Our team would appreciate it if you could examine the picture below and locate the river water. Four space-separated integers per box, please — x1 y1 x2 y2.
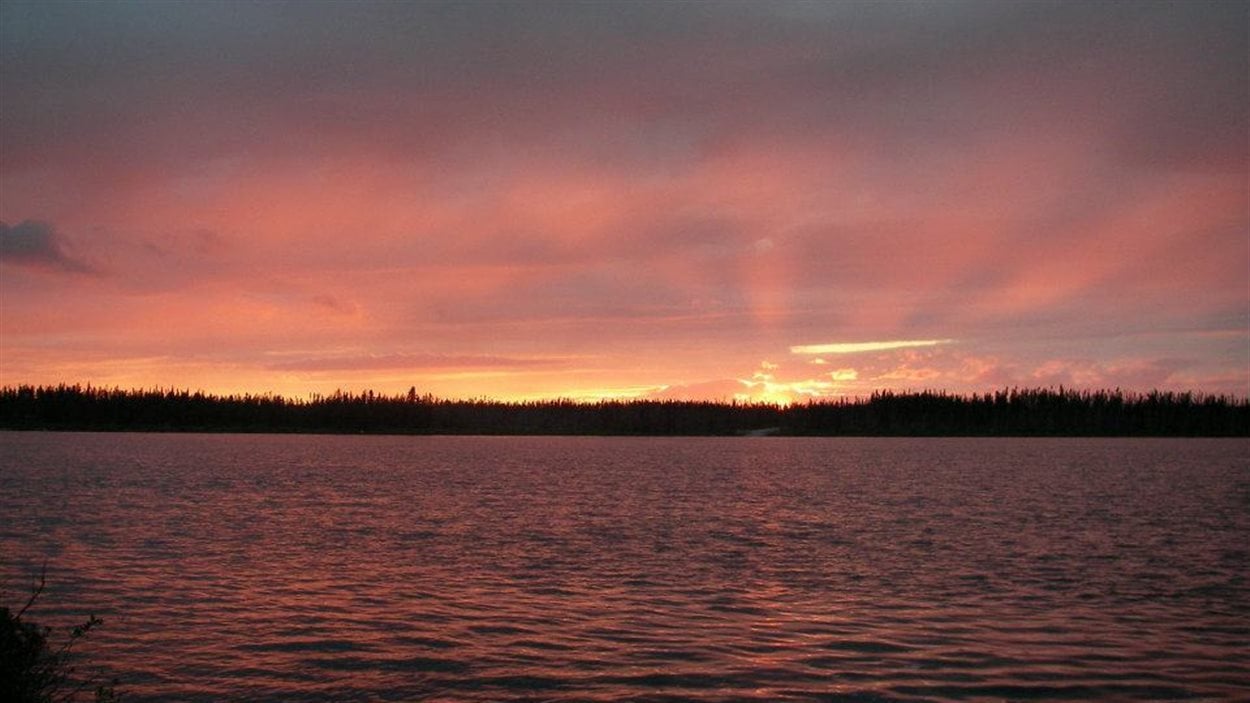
2 433 1247 701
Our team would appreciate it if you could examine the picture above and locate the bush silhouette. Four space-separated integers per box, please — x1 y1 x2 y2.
1 572 119 703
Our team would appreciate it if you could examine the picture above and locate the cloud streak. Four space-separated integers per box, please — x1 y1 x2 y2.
791 340 954 355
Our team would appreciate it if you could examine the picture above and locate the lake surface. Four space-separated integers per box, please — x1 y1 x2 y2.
2 433 1247 701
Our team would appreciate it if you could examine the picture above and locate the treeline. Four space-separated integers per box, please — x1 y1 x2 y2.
0 384 1245 436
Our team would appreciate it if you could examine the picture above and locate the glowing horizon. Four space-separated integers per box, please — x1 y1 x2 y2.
2 1 1247 405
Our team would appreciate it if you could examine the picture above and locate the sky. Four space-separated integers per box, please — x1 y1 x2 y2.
1 0 1247 403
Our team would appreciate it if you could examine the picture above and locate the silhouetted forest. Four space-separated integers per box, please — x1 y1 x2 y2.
1 385 1246 436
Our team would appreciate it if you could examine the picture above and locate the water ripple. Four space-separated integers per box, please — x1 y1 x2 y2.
2 434 1248 701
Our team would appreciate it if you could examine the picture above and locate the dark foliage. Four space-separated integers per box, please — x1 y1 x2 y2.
1 572 118 703
0 384 1244 436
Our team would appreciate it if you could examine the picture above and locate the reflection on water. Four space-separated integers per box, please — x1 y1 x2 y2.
2 433 1247 701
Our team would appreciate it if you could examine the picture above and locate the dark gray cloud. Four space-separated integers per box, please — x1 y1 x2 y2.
2 1 1242 179
0 220 93 273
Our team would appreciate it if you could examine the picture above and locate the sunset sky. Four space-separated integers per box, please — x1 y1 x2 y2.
1 0 1247 403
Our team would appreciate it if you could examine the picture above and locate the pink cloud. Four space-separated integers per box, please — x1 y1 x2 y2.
267 353 566 373
1 3 1245 399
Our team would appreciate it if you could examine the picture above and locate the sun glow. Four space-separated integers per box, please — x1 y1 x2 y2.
523 385 670 403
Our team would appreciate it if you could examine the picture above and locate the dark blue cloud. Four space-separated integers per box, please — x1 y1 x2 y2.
0 220 93 273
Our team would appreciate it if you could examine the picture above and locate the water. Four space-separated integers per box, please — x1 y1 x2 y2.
2 433 1247 701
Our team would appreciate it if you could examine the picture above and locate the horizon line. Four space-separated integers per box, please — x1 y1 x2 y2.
2 382 1246 406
